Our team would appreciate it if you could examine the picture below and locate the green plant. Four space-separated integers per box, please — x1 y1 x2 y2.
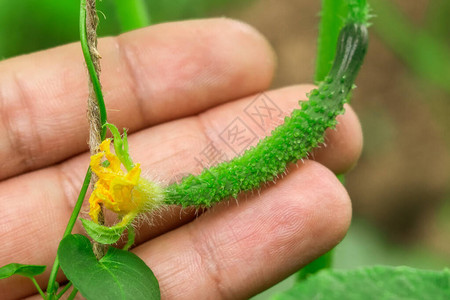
0 0 448 299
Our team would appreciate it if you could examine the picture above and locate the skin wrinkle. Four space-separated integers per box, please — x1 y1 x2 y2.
0 83 9 172
153 243 200 298
56 163 85 212
184 209 246 299
187 224 230 300
113 36 149 126
193 113 223 165
200 209 265 299
212 198 305 298
1 72 42 175
0 64 86 180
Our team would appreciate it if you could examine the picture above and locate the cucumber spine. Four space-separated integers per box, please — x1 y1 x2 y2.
164 23 368 207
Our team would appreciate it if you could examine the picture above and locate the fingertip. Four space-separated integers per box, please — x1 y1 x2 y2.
217 17 277 82
299 161 352 250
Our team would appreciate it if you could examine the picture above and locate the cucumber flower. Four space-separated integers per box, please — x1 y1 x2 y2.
88 124 163 227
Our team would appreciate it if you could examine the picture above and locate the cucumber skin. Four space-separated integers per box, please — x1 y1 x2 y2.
164 23 368 207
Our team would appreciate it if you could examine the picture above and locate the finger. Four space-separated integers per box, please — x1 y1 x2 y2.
133 161 352 299
0 18 275 180
0 84 360 298
23 162 350 300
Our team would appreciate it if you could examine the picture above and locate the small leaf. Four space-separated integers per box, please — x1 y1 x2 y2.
272 266 450 300
58 234 160 300
81 218 127 244
0 263 46 279
105 123 134 171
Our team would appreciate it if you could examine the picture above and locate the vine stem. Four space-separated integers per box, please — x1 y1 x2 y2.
67 287 79 300
83 0 107 142
30 277 46 299
46 169 91 298
55 281 73 299
314 0 348 82
84 0 108 261
46 0 108 297
298 0 369 280
303 0 348 276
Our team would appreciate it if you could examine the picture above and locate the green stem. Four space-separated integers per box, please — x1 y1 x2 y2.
315 0 370 82
67 287 78 300
55 281 72 299
314 0 348 82
80 0 107 139
123 225 136 251
303 0 371 279
30 277 46 299
47 1 110 295
113 0 151 32
305 0 350 278
46 169 92 298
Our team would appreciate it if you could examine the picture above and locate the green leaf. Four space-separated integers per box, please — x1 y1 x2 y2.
58 234 160 300
0 263 46 279
273 266 450 300
81 218 127 244
105 123 134 171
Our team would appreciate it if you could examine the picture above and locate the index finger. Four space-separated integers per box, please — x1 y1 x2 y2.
0 18 275 180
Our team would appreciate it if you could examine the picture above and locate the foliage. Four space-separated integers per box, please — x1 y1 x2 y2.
0 263 46 279
81 218 127 245
272 266 450 300
370 0 450 94
58 234 160 300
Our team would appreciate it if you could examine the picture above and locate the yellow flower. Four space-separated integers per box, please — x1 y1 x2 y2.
89 139 163 226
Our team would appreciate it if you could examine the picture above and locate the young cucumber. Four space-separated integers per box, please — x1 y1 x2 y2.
164 23 369 207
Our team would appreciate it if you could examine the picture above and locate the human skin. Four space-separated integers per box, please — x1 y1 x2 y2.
0 18 362 299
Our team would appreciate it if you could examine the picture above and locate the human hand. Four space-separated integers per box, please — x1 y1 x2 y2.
0 19 362 299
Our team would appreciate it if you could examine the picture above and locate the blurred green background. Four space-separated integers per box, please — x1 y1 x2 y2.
1 0 449 298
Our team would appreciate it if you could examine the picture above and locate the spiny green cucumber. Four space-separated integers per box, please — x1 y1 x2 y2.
164 23 368 207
